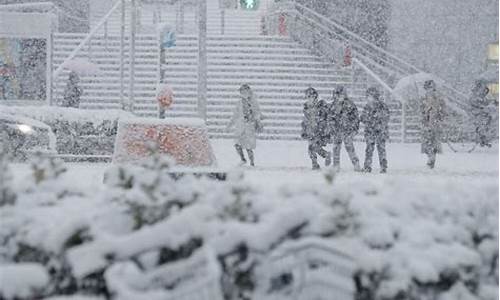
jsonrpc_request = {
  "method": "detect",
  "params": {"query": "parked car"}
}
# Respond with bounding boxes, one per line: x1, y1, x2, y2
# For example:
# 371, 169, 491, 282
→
0, 112, 57, 160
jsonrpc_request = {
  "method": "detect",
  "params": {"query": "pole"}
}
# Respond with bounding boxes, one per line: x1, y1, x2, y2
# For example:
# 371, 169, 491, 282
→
129, 0, 136, 113
120, 0, 125, 109
401, 102, 407, 143
221, 9, 225, 35
198, 0, 207, 121
47, 31, 53, 105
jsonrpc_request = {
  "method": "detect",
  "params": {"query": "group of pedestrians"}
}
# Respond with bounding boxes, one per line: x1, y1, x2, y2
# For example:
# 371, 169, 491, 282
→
301, 85, 390, 172
227, 79, 494, 171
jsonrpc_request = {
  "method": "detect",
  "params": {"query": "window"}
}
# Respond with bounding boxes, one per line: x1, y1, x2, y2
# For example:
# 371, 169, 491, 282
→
488, 43, 499, 61
0, 38, 47, 101
488, 83, 498, 96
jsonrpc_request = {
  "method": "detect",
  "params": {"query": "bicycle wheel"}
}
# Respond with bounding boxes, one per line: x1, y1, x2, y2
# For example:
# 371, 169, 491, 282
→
446, 141, 477, 153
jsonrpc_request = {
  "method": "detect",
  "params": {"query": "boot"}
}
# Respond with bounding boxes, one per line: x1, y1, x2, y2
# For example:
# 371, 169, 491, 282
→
362, 166, 372, 173
427, 156, 435, 169
312, 160, 320, 170
235, 144, 247, 165
247, 149, 255, 167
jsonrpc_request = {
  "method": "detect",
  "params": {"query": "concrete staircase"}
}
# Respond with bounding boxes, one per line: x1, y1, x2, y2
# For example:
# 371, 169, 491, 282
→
53, 0, 406, 141
154, 34, 371, 140
52, 33, 159, 109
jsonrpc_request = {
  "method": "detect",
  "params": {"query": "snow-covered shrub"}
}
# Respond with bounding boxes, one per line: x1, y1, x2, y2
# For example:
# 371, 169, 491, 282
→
353, 180, 499, 300
0, 149, 16, 206
104, 144, 205, 229
0, 156, 497, 299
0, 106, 131, 156
29, 151, 67, 185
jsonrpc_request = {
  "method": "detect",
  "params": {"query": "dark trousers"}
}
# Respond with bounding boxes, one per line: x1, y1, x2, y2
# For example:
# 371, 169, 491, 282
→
333, 134, 359, 168
364, 139, 387, 170
235, 144, 254, 166
308, 140, 329, 165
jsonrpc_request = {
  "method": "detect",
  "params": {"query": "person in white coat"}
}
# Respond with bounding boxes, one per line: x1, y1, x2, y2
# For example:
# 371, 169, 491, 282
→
227, 84, 263, 166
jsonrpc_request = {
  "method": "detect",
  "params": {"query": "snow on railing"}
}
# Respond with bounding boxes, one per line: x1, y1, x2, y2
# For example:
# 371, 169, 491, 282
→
277, 1, 469, 110
52, 0, 124, 81
51, 0, 133, 109
0, 2, 56, 12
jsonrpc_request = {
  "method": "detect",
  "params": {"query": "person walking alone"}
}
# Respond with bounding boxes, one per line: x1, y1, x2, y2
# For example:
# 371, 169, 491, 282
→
227, 84, 263, 166
420, 80, 446, 169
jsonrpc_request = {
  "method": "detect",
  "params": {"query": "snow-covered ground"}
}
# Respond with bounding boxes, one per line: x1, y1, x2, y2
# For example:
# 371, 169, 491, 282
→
11, 139, 499, 187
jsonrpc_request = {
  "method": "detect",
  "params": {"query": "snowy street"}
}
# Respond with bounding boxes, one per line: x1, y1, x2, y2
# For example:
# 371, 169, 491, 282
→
11, 140, 499, 188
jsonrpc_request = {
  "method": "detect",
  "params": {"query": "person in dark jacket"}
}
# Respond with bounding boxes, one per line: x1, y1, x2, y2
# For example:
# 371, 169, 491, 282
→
301, 87, 332, 170
421, 80, 446, 169
469, 80, 493, 147
62, 71, 82, 108
328, 86, 361, 171
360, 87, 390, 173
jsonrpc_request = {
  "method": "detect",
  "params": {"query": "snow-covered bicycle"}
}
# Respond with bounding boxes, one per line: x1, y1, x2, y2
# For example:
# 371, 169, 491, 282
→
444, 103, 498, 153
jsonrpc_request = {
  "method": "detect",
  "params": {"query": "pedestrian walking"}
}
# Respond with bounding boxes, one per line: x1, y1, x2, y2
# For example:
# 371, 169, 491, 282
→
227, 84, 263, 166
420, 80, 446, 169
328, 86, 361, 171
360, 87, 390, 173
301, 87, 332, 170
469, 80, 493, 147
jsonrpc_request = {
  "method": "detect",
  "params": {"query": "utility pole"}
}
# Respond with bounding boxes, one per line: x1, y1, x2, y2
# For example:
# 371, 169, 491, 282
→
120, 0, 125, 109
198, 0, 208, 121
128, 0, 137, 113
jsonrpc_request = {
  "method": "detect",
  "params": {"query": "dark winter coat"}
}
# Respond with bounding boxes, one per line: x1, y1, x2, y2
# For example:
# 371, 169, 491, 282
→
328, 97, 360, 138
469, 93, 492, 131
360, 98, 390, 141
301, 98, 330, 144
420, 91, 446, 154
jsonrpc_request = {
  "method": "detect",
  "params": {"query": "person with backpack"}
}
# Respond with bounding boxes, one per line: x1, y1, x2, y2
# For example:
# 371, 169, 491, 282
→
328, 86, 361, 171
227, 84, 263, 167
469, 80, 493, 147
62, 71, 82, 108
360, 87, 390, 173
301, 87, 332, 170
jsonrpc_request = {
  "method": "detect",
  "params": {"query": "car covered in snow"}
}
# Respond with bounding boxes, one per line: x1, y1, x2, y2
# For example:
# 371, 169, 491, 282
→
0, 112, 57, 160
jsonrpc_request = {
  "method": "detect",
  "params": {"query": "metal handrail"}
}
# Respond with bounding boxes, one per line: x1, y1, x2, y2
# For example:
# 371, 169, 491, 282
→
0, 2, 56, 12
280, 1, 469, 111
52, 0, 124, 80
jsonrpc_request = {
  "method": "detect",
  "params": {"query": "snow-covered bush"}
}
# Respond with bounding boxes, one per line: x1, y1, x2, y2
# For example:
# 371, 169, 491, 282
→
0, 155, 497, 299
0, 149, 16, 207
0, 106, 131, 156
353, 180, 499, 300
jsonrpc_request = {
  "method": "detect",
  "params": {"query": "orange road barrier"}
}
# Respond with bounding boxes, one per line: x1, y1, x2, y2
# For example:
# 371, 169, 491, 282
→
113, 117, 216, 167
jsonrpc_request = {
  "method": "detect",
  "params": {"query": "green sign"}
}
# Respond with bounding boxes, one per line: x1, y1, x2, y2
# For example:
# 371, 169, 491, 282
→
240, 0, 259, 10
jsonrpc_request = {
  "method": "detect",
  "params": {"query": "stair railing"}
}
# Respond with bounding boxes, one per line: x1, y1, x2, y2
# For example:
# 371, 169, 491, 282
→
283, 1, 470, 113
267, 1, 470, 143
52, 0, 133, 109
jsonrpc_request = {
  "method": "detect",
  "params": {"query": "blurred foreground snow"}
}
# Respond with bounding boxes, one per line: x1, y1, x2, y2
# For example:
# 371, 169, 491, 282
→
2, 140, 498, 299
